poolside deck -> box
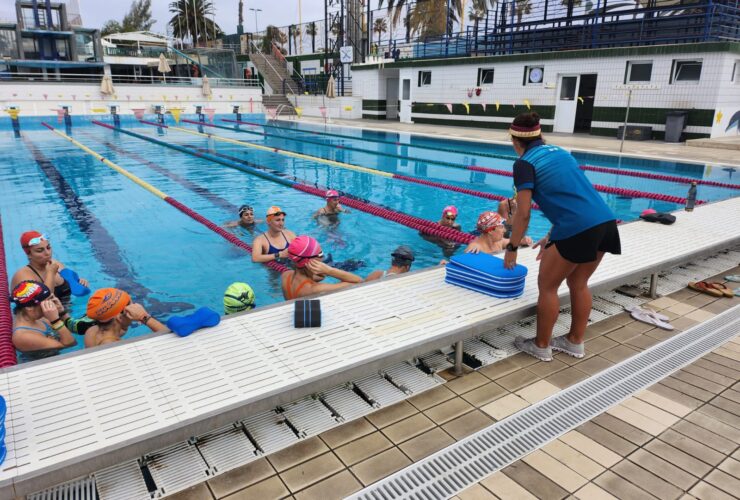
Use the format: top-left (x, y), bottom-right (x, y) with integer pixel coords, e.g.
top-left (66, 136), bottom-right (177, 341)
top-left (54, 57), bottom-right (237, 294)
top-left (3, 197), bottom-right (740, 498)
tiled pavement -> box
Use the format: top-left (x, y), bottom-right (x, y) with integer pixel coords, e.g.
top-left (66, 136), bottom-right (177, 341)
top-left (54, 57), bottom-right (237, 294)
top-left (168, 269), bottom-right (739, 500)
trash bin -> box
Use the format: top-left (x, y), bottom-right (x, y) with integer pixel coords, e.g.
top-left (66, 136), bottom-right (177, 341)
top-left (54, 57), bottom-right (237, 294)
top-left (665, 111), bottom-right (689, 143)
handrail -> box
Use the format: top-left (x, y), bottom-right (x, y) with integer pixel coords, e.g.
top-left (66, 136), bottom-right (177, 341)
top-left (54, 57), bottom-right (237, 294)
top-left (249, 40), bottom-right (292, 94)
top-left (275, 104), bottom-right (295, 120)
top-left (169, 46), bottom-right (227, 79)
top-left (271, 41), bottom-right (287, 63)
top-left (0, 71), bottom-right (261, 88)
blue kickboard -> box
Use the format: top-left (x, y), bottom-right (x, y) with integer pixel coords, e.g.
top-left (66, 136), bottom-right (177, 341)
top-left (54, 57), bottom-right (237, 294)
top-left (449, 253), bottom-right (528, 280)
top-left (445, 276), bottom-right (524, 298)
top-left (59, 268), bottom-right (90, 297)
top-left (445, 266), bottom-right (526, 290)
top-left (166, 307), bottom-right (221, 337)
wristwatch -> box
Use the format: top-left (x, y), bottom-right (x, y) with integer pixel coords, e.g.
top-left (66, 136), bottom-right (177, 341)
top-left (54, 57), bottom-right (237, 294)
top-left (506, 243), bottom-right (518, 252)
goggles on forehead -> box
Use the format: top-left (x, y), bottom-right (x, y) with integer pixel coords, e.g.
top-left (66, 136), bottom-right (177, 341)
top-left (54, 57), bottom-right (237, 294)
top-left (25, 234), bottom-right (48, 247)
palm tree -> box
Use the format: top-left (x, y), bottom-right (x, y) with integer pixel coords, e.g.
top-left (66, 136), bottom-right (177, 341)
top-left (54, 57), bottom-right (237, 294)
top-left (514, 0), bottom-right (532, 25)
top-left (292, 25), bottom-right (302, 55)
top-left (306, 22), bottom-right (318, 53)
top-left (169, 0), bottom-right (222, 47)
top-left (261, 25), bottom-right (287, 53)
top-left (469, 0), bottom-right (497, 41)
top-left (381, 0), bottom-right (464, 40)
top-left (373, 18), bottom-right (388, 42)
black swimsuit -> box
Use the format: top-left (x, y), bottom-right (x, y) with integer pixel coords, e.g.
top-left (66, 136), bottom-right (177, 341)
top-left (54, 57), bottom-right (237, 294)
top-left (27, 265), bottom-right (71, 301)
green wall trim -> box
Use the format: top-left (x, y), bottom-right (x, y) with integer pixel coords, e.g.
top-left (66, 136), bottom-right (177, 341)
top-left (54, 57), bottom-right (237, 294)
top-left (362, 114), bottom-right (387, 120)
top-left (592, 107), bottom-right (714, 128)
top-left (413, 116), bottom-right (553, 133)
top-left (590, 126), bottom-right (709, 140)
top-left (362, 99), bottom-right (387, 111)
top-left (412, 102), bottom-right (555, 120)
top-left (286, 52), bottom-right (337, 62)
top-left (352, 42), bottom-right (740, 71)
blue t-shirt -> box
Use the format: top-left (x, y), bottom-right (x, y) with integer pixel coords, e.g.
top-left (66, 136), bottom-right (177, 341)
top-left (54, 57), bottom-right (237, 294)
top-left (513, 140), bottom-right (615, 240)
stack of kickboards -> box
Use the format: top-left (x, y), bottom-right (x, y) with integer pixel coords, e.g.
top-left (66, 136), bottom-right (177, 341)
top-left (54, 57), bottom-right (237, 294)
top-left (0, 395), bottom-right (5, 465)
top-left (445, 253), bottom-right (528, 298)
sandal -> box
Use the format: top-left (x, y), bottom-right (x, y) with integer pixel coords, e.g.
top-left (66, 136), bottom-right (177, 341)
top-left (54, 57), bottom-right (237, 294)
top-left (630, 309), bottom-right (674, 330)
top-left (707, 282), bottom-right (735, 298)
top-left (725, 275), bottom-right (740, 283)
top-left (688, 281), bottom-right (723, 297)
top-left (625, 305), bottom-right (669, 322)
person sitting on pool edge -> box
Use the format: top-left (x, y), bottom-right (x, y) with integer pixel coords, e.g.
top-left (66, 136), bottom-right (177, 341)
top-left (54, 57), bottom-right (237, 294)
top-left (252, 206), bottom-right (296, 264)
top-left (84, 288), bottom-right (167, 347)
top-left (225, 205), bottom-right (262, 230)
top-left (366, 246), bottom-right (415, 281)
top-left (466, 212), bottom-right (533, 255)
top-left (282, 235), bottom-right (363, 300)
top-left (11, 280), bottom-right (77, 362)
top-left (313, 190), bottom-right (351, 219)
top-left (11, 231), bottom-right (89, 305)
top-left (223, 282), bottom-right (256, 315)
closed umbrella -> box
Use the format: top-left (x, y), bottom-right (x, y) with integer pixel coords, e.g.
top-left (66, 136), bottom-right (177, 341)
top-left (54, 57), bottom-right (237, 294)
top-left (201, 75), bottom-right (212, 97)
top-left (158, 53), bottom-right (172, 82)
top-left (100, 75), bottom-right (114, 95)
top-left (326, 74), bottom-right (336, 98)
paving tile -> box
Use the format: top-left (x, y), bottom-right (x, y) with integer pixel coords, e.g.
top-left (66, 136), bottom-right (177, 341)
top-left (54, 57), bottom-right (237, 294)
top-left (423, 397), bottom-right (474, 425)
top-left (683, 308), bottom-right (716, 323)
top-left (460, 381), bottom-right (508, 407)
top-left (648, 382), bottom-right (703, 410)
top-left (647, 296), bottom-right (680, 310)
top-left (605, 324), bottom-right (645, 343)
top-left (167, 483), bottom-right (215, 500)
top-left (670, 316), bottom-right (700, 331)
top-left (643, 440), bottom-right (711, 478)
top-left (542, 440), bottom-right (604, 480)
top-left (612, 460), bottom-right (682, 499)
top-left (600, 344), bottom-right (640, 364)
top-left (365, 401), bottom-right (417, 428)
top-left (628, 449), bottom-right (698, 491)
top-left (704, 352), bottom-right (740, 372)
top-left (665, 302), bottom-right (698, 316)
top-left (522, 449), bottom-right (589, 492)
top-left (584, 336), bottom-right (619, 355)
top-left (479, 471), bottom-right (537, 499)
top-left (571, 356), bottom-right (614, 376)
top-left (718, 457), bottom-right (740, 480)
top-left (546, 367), bottom-right (589, 389)
top-left (711, 396), bottom-right (740, 418)
top-left (381, 412), bottom-right (436, 444)
top-left (446, 371), bottom-right (490, 395)
top-left (624, 334), bottom-right (661, 350)
top-left (208, 458), bottom-right (276, 498)
top-left (507, 352), bottom-right (540, 367)
top-left (635, 389), bottom-right (693, 417)
top-left (319, 418), bottom-right (375, 449)
top-left (683, 293), bottom-right (718, 308)
top-left (515, 380), bottom-right (560, 404)
top-left (606, 404), bottom-right (668, 436)
top-left (526, 358), bottom-right (569, 378)
top-left (576, 421), bottom-right (638, 457)
top-left (267, 437), bottom-right (330, 472)
top-left (659, 429), bottom-right (725, 467)
top-left (442, 409), bottom-right (493, 440)
top-left (594, 470), bottom-right (657, 500)
top-left (480, 393), bottom-right (529, 420)
top-left (698, 404), bottom-right (740, 430)
top-left (502, 461), bottom-right (569, 500)
top-left (703, 299), bottom-right (738, 315)
top-left (672, 420), bottom-right (737, 455)
top-left (673, 370), bottom-right (727, 395)
top-left (350, 447), bottom-right (412, 486)
top-left (722, 388), bottom-right (740, 405)
top-left (293, 470), bottom-right (362, 500)
top-left (621, 398), bottom-right (681, 427)
top-left (496, 369), bottom-right (539, 392)
top-left (334, 432), bottom-right (393, 466)
top-left (559, 431), bottom-right (621, 468)
top-left (478, 357), bottom-right (530, 380)
top-left (407, 385), bottom-right (456, 411)
top-left (573, 483), bottom-right (618, 500)
top-left (591, 312), bottom-right (635, 331)
top-left (688, 481), bottom-right (737, 500)
top-left (279, 452), bottom-right (345, 493)
top-left (591, 413), bottom-right (652, 446)
top-left (398, 427), bottom-right (455, 462)
top-left (684, 411), bottom-right (740, 443)
top-left (660, 376), bottom-right (714, 402)
top-left (223, 476), bottom-right (290, 500)
top-left (704, 469), bottom-right (740, 497)
top-left (456, 483), bottom-right (497, 499)
top-left (553, 350), bottom-right (594, 366)
top-left (645, 327), bottom-right (678, 341)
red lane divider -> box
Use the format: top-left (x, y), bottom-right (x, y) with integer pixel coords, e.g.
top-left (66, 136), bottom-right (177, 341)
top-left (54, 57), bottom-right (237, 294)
top-left (140, 119), bottom-right (169, 128)
top-left (164, 197), bottom-right (289, 273)
top-left (0, 214), bottom-right (17, 367)
top-left (579, 164), bottom-right (739, 190)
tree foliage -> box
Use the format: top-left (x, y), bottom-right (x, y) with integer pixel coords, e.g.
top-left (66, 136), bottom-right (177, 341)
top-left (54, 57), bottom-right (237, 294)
top-left (101, 0), bottom-right (154, 37)
top-left (169, 0), bottom-right (223, 45)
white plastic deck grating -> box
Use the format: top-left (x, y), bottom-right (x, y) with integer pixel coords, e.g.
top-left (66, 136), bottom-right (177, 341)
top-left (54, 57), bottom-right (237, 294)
top-left (2, 198), bottom-right (740, 497)
top-left (353, 374), bottom-right (408, 407)
top-left (417, 351), bottom-right (454, 373)
top-left (143, 441), bottom-right (211, 498)
top-left (194, 424), bottom-right (259, 475)
top-left (28, 477), bottom-right (97, 500)
top-left (321, 385), bottom-right (374, 422)
top-left (462, 338), bottom-right (509, 366)
top-left (94, 462), bottom-right (150, 500)
top-left (241, 410), bottom-right (299, 455)
top-left (280, 396), bottom-right (339, 438)
top-left (382, 362), bottom-right (445, 394)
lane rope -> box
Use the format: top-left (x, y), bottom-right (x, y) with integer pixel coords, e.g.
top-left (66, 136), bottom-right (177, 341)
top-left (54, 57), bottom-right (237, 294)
top-left (0, 214), bottom-right (17, 367)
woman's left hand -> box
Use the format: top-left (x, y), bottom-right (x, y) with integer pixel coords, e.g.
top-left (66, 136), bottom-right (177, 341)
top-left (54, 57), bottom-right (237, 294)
top-left (50, 295), bottom-right (64, 313)
top-left (504, 249), bottom-right (518, 269)
top-left (79, 278), bottom-right (89, 287)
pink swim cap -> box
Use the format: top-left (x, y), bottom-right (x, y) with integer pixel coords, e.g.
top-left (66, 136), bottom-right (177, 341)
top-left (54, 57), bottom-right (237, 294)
top-left (288, 235), bottom-right (323, 268)
top-left (442, 205), bottom-right (458, 217)
top-left (325, 189), bottom-right (340, 198)
top-left (641, 208), bottom-right (657, 216)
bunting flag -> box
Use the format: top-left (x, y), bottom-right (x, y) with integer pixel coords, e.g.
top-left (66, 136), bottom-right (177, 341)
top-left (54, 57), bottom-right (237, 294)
top-left (170, 108), bottom-right (181, 123)
top-left (462, 102), bottom-right (470, 114)
top-left (344, 105), bottom-right (353, 111)
top-left (577, 96), bottom-right (584, 104)
top-left (426, 103), bottom-right (434, 106)
top-left (6, 108), bottom-right (19, 120)
top-left (249, 97), bottom-right (254, 113)
top-left (445, 103), bottom-right (453, 113)
top-left (295, 107), bottom-right (303, 118)
top-left (319, 106), bottom-right (327, 118)
top-left (204, 108), bottom-right (216, 123)
top-left (481, 103), bottom-right (487, 112)
top-left (55, 109), bottom-right (65, 123)
top-left (495, 101), bottom-right (500, 111)
top-left (524, 99), bottom-right (531, 109)
top-left (133, 108), bottom-right (145, 119)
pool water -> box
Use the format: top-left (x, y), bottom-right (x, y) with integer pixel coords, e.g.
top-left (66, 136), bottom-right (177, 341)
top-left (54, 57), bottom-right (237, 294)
top-left (1, 114), bottom-right (737, 354)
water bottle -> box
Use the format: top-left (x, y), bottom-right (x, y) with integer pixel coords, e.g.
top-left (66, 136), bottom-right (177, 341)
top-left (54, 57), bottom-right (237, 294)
top-left (685, 182), bottom-right (697, 212)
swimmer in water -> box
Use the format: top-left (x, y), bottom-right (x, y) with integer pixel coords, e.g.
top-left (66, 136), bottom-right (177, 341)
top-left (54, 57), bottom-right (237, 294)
top-left (313, 190), bottom-right (351, 220)
top-left (225, 205), bottom-right (263, 229)
top-left (466, 211), bottom-right (532, 255)
top-left (252, 206), bottom-right (296, 264)
top-left (366, 245), bottom-right (415, 281)
top-left (420, 206), bottom-right (461, 257)
top-left (84, 288), bottom-right (167, 347)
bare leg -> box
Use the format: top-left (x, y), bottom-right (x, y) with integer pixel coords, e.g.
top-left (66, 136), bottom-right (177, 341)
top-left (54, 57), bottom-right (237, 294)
top-left (565, 252), bottom-right (605, 345)
top-left (535, 245), bottom-right (577, 348)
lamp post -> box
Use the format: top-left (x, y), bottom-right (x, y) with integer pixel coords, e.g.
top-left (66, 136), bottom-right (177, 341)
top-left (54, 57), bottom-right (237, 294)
top-left (249, 7), bottom-right (262, 33)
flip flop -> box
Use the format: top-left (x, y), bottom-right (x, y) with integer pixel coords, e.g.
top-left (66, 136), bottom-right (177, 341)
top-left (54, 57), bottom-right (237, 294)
top-left (630, 309), bottom-right (674, 330)
top-left (688, 281), bottom-right (723, 297)
top-left (725, 275), bottom-right (740, 282)
top-left (707, 282), bottom-right (735, 298)
top-left (625, 305), bottom-right (669, 322)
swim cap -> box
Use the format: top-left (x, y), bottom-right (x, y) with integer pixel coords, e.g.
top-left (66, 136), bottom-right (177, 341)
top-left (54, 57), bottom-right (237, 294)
top-left (238, 205), bottom-right (253, 216)
top-left (288, 235), bottom-right (323, 268)
top-left (391, 245), bottom-right (415, 262)
top-left (477, 211), bottom-right (505, 233)
top-left (266, 206), bottom-right (286, 220)
top-left (442, 206), bottom-right (458, 217)
top-left (325, 189), bottom-right (340, 199)
top-left (224, 282), bottom-right (255, 314)
top-left (641, 208), bottom-right (657, 216)
top-left (11, 280), bottom-right (51, 308)
top-left (20, 231), bottom-right (47, 251)
top-left (86, 288), bottom-right (131, 322)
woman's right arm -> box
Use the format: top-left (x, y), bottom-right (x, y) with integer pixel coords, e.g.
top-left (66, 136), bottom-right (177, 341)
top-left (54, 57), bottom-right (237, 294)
top-left (251, 235), bottom-right (272, 263)
top-left (308, 260), bottom-right (363, 284)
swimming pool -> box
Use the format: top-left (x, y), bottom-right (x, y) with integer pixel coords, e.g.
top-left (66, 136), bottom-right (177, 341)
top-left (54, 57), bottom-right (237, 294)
top-left (1, 113), bottom-right (738, 354)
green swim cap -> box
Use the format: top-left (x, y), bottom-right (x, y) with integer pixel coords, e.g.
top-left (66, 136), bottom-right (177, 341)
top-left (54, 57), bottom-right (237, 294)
top-left (224, 282), bottom-right (255, 315)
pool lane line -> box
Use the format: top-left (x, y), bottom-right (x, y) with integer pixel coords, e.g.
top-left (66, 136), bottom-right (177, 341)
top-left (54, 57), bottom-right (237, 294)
top-left (0, 214), bottom-right (17, 367)
top-left (42, 122), bottom-right (290, 274)
top-left (23, 130), bottom-right (194, 316)
top-left (230, 119), bottom-right (739, 191)
top-left (94, 120), bottom-right (473, 245)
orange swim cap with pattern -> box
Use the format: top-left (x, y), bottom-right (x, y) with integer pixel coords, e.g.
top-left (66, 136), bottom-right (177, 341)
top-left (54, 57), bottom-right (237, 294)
top-left (86, 288), bottom-right (131, 322)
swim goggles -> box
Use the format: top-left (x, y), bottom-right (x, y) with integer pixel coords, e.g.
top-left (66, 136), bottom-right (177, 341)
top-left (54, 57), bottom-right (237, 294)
top-left (238, 205), bottom-right (253, 216)
top-left (289, 250), bottom-right (324, 261)
top-left (24, 234), bottom-right (48, 247)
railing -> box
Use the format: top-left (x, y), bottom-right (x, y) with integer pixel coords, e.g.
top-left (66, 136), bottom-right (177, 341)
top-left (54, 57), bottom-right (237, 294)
top-left (103, 46), bottom-right (170, 58)
top-left (0, 71), bottom-right (261, 88)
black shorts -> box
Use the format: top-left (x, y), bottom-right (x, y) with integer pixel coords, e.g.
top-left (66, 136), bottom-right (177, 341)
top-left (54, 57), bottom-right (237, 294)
top-left (546, 220), bottom-right (621, 264)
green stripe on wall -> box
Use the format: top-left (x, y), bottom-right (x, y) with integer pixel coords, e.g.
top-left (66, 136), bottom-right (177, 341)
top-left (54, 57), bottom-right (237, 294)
top-left (413, 102), bottom-right (555, 119)
top-left (363, 114), bottom-right (387, 120)
top-left (590, 127), bottom-right (709, 140)
top-left (413, 116), bottom-right (554, 133)
top-left (592, 107), bottom-right (714, 128)
top-left (362, 99), bottom-right (387, 111)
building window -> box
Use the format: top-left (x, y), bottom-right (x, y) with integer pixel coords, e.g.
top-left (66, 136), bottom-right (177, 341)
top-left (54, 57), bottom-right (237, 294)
top-left (670, 59), bottom-right (702, 83)
top-left (523, 66), bottom-right (544, 85)
top-left (477, 68), bottom-right (494, 86)
top-left (733, 60), bottom-right (740, 83)
top-left (75, 32), bottom-right (95, 61)
top-left (417, 70), bottom-right (431, 87)
top-left (625, 61), bottom-right (652, 83)
top-left (0, 28), bottom-right (18, 59)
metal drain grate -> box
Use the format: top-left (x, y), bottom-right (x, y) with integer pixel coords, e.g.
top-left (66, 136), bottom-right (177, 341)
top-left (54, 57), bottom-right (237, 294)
top-left (144, 441), bottom-right (211, 497)
top-left (281, 396), bottom-right (339, 437)
top-left (354, 374), bottom-right (408, 407)
top-left (418, 351), bottom-right (453, 373)
top-left (94, 461), bottom-right (150, 500)
top-left (350, 306), bottom-right (740, 500)
top-left (242, 410), bottom-right (299, 454)
top-left (462, 338), bottom-right (509, 366)
top-left (383, 362), bottom-right (444, 394)
top-left (195, 424), bottom-right (259, 475)
top-left (322, 385), bottom-right (374, 422)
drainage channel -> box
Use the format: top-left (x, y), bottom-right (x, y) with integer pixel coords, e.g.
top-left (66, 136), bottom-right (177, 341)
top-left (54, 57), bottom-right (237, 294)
top-left (350, 305), bottom-right (740, 500)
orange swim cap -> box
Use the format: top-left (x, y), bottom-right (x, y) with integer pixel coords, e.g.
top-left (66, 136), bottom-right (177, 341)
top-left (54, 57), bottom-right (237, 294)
top-left (87, 288), bottom-right (131, 322)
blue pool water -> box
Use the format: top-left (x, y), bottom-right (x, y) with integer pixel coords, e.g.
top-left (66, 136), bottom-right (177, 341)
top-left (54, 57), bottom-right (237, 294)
top-left (1, 114), bottom-right (738, 355)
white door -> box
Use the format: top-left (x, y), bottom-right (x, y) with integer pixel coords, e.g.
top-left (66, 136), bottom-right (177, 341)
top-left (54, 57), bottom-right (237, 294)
top-left (399, 79), bottom-right (412, 123)
top-left (386, 78), bottom-right (399, 120)
top-left (553, 75), bottom-right (580, 133)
